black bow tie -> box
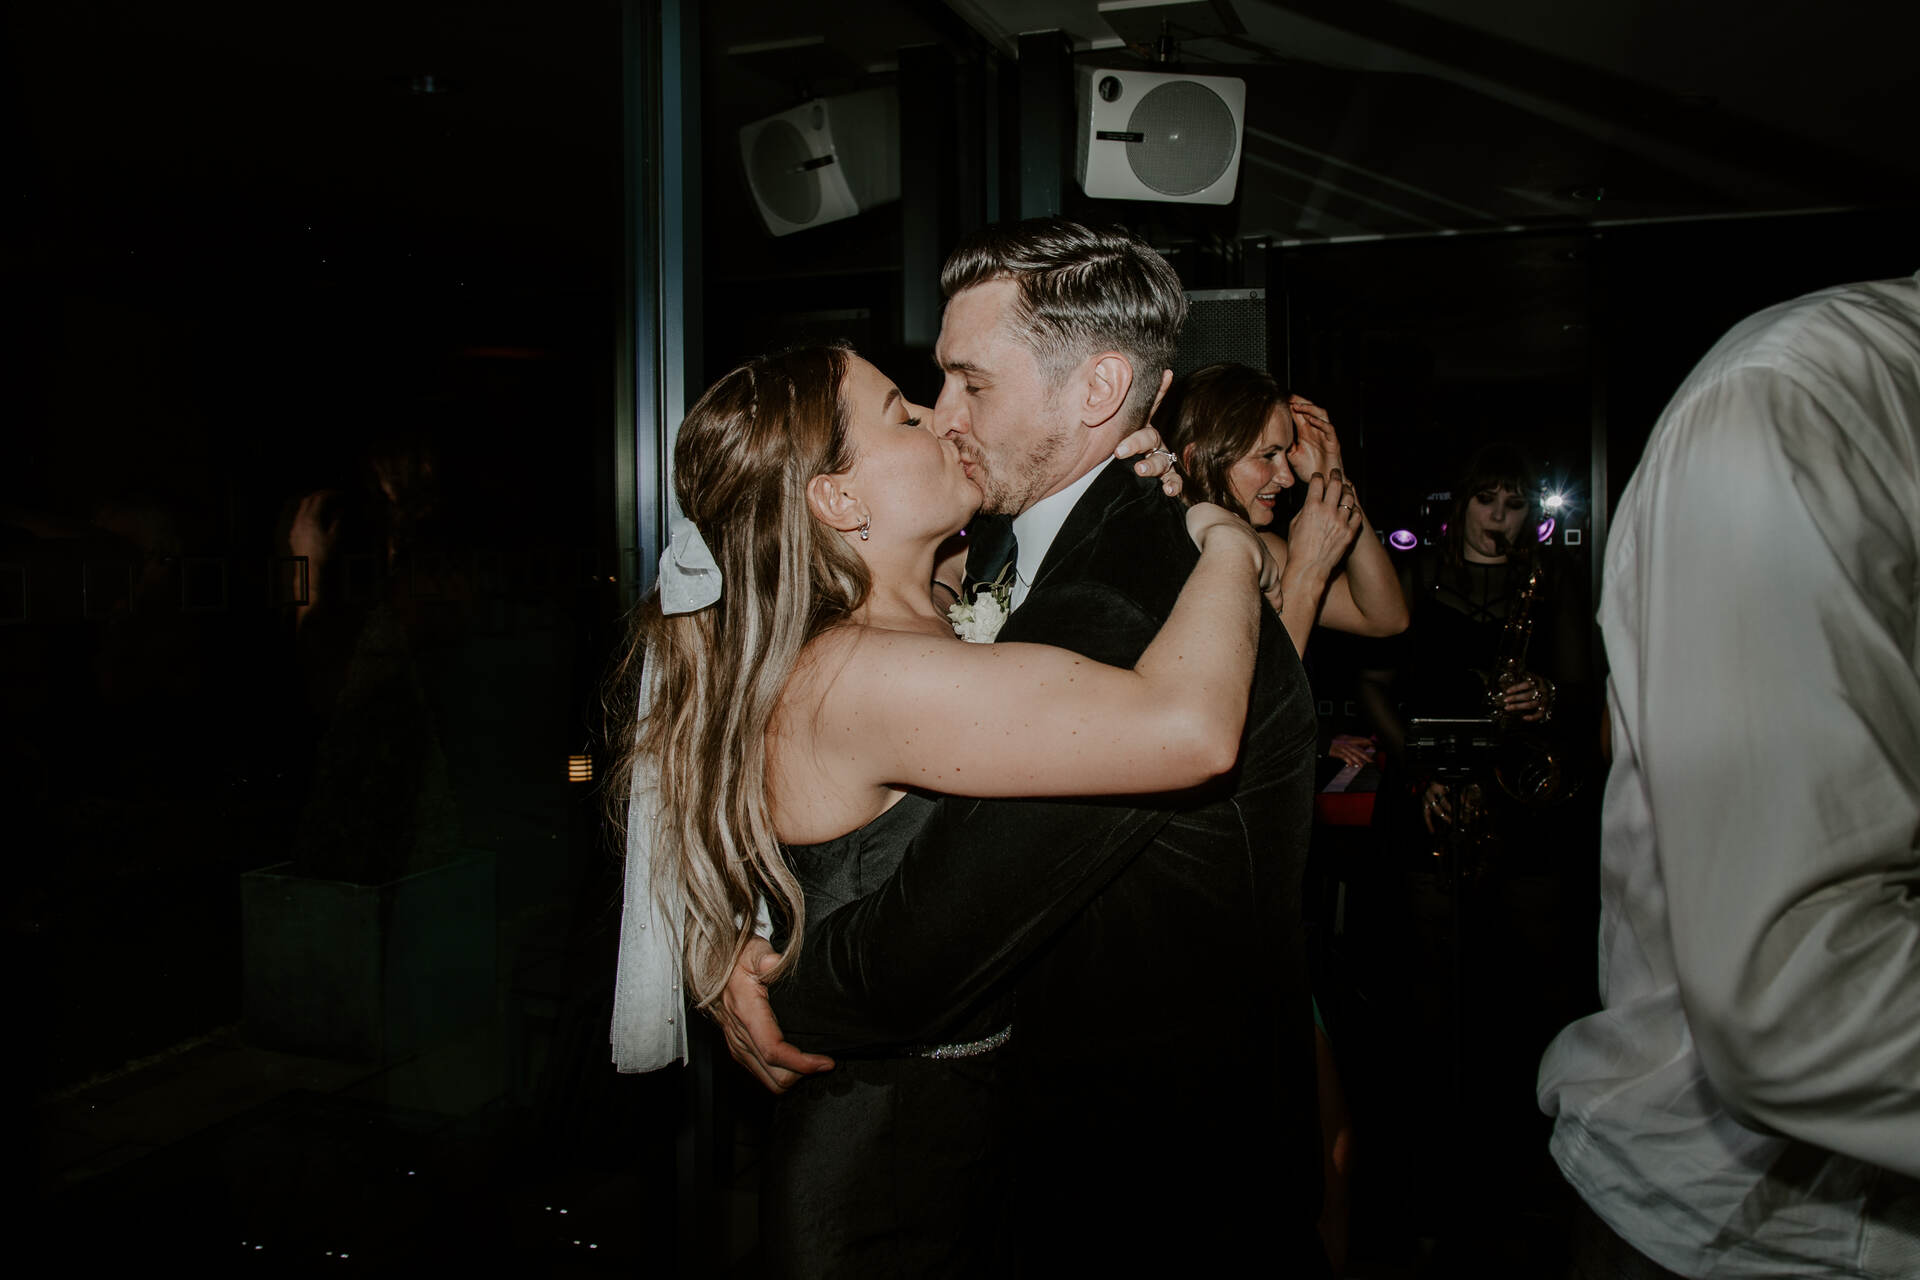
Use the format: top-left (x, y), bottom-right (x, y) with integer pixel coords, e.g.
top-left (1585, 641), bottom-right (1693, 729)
top-left (962, 515), bottom-right (1019, 596)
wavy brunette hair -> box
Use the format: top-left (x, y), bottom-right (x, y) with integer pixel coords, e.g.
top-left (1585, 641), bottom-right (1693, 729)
top-left (604, 345), bottom-right (868, 1008)
top-left (1157, 362), bottom-right (1287, 523)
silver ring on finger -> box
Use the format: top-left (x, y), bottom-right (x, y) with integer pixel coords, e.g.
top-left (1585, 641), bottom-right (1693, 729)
top-left (1149, 447), bottom-right (1176, 466)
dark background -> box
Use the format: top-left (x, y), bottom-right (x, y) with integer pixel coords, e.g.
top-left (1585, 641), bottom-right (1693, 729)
top-left (8, 0), bottom-right (1915, 1273)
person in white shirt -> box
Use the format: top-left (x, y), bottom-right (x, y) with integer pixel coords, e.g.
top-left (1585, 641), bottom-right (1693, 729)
top-left (1537, 272), bottom-right (1920, 1278)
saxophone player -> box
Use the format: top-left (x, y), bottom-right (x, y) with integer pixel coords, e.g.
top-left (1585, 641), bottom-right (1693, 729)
top-left (1356, 444), bottom-right (1591, 833)
top-left (1347, 442), bottom-right (1598, 1250)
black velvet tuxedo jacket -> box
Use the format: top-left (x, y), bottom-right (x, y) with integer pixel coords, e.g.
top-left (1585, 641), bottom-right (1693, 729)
top-left (771, 460), bottom-right (1326, 1269)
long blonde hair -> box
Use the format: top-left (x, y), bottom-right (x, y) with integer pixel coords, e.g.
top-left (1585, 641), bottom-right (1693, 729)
top-left (605, 345), bottom-right (868, 1009)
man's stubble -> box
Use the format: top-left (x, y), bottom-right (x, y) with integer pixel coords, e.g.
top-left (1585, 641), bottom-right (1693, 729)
top-left (974, 390), bottom-right (1079, 518)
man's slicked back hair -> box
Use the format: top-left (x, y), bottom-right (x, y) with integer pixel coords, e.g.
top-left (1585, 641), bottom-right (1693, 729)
top-left (941, 217), bottom-right (1188, 430)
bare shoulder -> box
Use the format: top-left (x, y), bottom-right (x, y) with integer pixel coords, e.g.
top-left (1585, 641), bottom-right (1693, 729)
top-left (1259, 529), bottom-right (1291, 567)
top-left (824, 618), bottom-right (967, 665)
top-left (769, 625), bottom-right (911, 840)
top-left (784, 620), bottom-right (964, 714)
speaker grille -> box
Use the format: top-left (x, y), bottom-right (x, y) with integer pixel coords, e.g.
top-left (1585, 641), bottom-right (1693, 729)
top-left (1126, 81), bottom-right (1238, 197)
top-left (750, 121), bottom-right (821, 226)
top-left (1174, 290), bottom-right (1267, 376)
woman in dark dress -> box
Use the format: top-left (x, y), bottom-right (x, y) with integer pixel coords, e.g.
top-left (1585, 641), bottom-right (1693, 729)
top-left (1159, 363), bottom-right (1408, 1270)
top-left (606, 345), bottom-right (1317, 1274)
top-left (757, 790), bottom-right (1014, 1276)
top-left (1358, 443), bottom-right (1591, 841)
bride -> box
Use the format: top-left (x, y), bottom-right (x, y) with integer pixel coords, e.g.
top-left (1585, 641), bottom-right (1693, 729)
top-left (608, 344), bottom-right (1290, 1274)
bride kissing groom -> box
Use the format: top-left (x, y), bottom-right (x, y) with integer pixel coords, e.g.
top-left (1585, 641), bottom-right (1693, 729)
top-left (620, 217), bottom-right (1332, 1277)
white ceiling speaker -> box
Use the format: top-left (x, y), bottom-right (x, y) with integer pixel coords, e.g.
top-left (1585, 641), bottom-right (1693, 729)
top-left (1075, 66), bottom-right (1246, 205)
top-left (738, 89), bottom-right (900, 237)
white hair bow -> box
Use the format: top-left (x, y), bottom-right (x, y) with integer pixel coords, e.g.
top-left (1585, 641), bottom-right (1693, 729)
top-left (611, 654), bottom-right (687, 1073)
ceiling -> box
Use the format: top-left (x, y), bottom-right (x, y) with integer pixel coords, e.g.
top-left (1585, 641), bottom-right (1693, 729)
top-left (15, 0), bottom-right (1911, 272)
top-left (721, 0), bottom-right (1919, 241)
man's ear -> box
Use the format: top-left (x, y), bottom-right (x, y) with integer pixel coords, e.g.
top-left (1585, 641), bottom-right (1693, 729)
top-left (805, 472), bottom-right (865, 534)
top-left (1078, 353), bottom-right (1135, 428)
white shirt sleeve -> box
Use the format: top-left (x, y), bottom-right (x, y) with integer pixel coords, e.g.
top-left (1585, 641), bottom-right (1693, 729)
top-left (1615, 348), bottom-right (1920, 1177)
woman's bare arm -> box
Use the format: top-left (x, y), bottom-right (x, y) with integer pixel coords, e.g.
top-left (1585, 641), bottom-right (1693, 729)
top-left (1284, 397), bottom-right (1408, 638)
top-left (1262, 469), bottom-right (1363, 656)
top-left (1315, 508), bottom-right (1409, 637)
top-left (822, 506), bottom-right (1267, 798)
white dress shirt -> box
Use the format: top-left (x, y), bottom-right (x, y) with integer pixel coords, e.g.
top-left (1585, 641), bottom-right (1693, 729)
top-left (1537, 274), bottom-right (1920, 1277)
top-left (1007, 460), bottom-right (1110, 609)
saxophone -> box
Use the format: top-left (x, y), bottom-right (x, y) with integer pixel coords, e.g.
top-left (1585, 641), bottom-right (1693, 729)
top-left (1488, 547), bottom-right (1565, 807)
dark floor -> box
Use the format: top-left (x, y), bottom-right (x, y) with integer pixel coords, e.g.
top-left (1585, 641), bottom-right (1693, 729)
top-left (28, 853), bottom-right (693, 1277)
top-left (33, 1018), bottom-right (685, 1274)
top-left (31, 1001), bottom-right (1578, 1279)
top-left (28, 826), bottom-right (1584, 1278)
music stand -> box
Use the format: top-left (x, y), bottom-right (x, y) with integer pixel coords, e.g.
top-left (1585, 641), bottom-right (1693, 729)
top-left (1406, 715), bottom-right (1500, 784)
top-left (1404, 715), bottom-right (1505, 1247)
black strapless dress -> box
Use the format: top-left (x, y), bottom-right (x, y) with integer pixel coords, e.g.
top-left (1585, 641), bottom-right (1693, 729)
top-left (760, 791), bottom-right (1013, 1278)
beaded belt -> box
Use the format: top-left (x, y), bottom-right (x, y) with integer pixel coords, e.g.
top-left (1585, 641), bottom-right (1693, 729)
top-left (914, 1024), bottom-right (1012, 1060)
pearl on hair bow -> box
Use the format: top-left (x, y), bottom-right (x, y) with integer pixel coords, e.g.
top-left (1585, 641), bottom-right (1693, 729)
top-left (659, 514), bottom-right (720, 614)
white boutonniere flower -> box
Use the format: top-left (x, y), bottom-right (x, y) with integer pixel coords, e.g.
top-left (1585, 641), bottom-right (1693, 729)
top-left (947, 564), bottom-right (1014, 643)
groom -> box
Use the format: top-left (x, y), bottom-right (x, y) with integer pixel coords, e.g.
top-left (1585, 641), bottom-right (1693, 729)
top-left (724, 218), bottom-right (1327, 1272)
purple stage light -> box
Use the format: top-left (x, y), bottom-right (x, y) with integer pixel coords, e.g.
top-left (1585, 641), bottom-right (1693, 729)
top-left (1388, 529), bottom-right (1417, 551)
top-left (1537, 517), bottom-right (1555, 543)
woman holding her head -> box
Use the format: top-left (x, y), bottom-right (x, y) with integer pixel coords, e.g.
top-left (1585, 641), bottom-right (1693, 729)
top-left (606, 345), bottom-right (1271, 1275)
top-left (1160, 362), bottom-right (1408, 658)
top-left (1159, 362), bottom-right (1408, 1272)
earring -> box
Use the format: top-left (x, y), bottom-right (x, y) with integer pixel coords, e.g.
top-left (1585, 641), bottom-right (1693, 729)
top-left (859, 517), bottom-right (871, 542)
